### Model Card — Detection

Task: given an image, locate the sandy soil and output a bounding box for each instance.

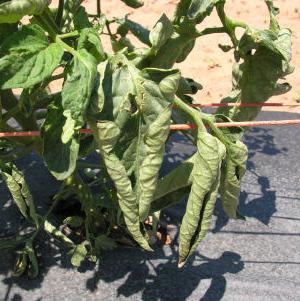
[53,0,300,113]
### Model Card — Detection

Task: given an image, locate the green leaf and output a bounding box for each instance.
[119,17,151,46]
[112,36,135,53]
[187,0,221,24]
[61,48,97,129]
[219,140,248,218]
[150,14,173,51]
[25,242,39,278]
[12,252,28,277]
[94,121,152,251]
[0,0,49,24]
[138,106,172,221]
[43,219,75,247]
[95,235,117,252]
[265,0,280,32]
[73,6,92,30]
[0,24,64,89]
[120,0,144,9]
[77,28,105,63]
[0,22,17,41]
[153,155,195,201]
[176,39,195,63]
[63,216,84,228]
[1,163,39,227]
[239,28,291,61]
[42,102,79,180]
[218,28,293,121]
[179,132,226,267]
[149,150,196,214]
[93,55,180,224]
[71,242,87,267]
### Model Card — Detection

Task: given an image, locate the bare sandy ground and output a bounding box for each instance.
[54,0,300,113]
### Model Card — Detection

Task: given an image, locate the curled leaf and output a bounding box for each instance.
[94,121,152,251]
[150,14,173,51]
[71,242,87,267]
[219,140,248,219]
[1,163,38,227]
[179,132,226,266]
[138,106,172,221]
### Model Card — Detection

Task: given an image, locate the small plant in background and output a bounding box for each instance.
[0,0,293,276]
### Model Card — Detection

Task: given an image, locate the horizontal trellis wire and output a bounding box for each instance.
[1,102,300,138]
[0,119,300,137]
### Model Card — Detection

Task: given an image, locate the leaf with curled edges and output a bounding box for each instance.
[0,24,63,89]
[0,0,49,24]
[217,26,293,122]
[77,28,106,64]
[151,155,195,212]
[91,56,180,245]
[94,121,152,251]
[1,163,39,227]
[219,140,248,219]
[150,14,173,52]
[117,16,151,47]
[179,132,226,267]
[187,0,222,24]
[138,106,172,221]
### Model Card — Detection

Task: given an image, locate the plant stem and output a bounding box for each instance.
[97,0,101,16]
[56,36,78,57]
[173,98,206,132]
[216,3,247,47]
[197,27,226,37]
[58,30,79,39]
[0,90,38,131]
[200,113,231,147]
[55,0,65,28]
[29,196,61,242]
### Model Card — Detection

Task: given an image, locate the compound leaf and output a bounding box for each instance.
[0,24,64,89]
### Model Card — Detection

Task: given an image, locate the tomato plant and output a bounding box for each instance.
[0,0,293,276]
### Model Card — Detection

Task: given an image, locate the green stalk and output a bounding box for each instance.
[174,98,206,132]
[216,3,247,47]
[97,0,101,16]
[55,0,65,28]
[58,30,79,39]
[197,27,226,37]
[28,196,61,242]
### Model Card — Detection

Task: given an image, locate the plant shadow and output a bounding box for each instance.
[0,128,283,300]
[86,245,244,301]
